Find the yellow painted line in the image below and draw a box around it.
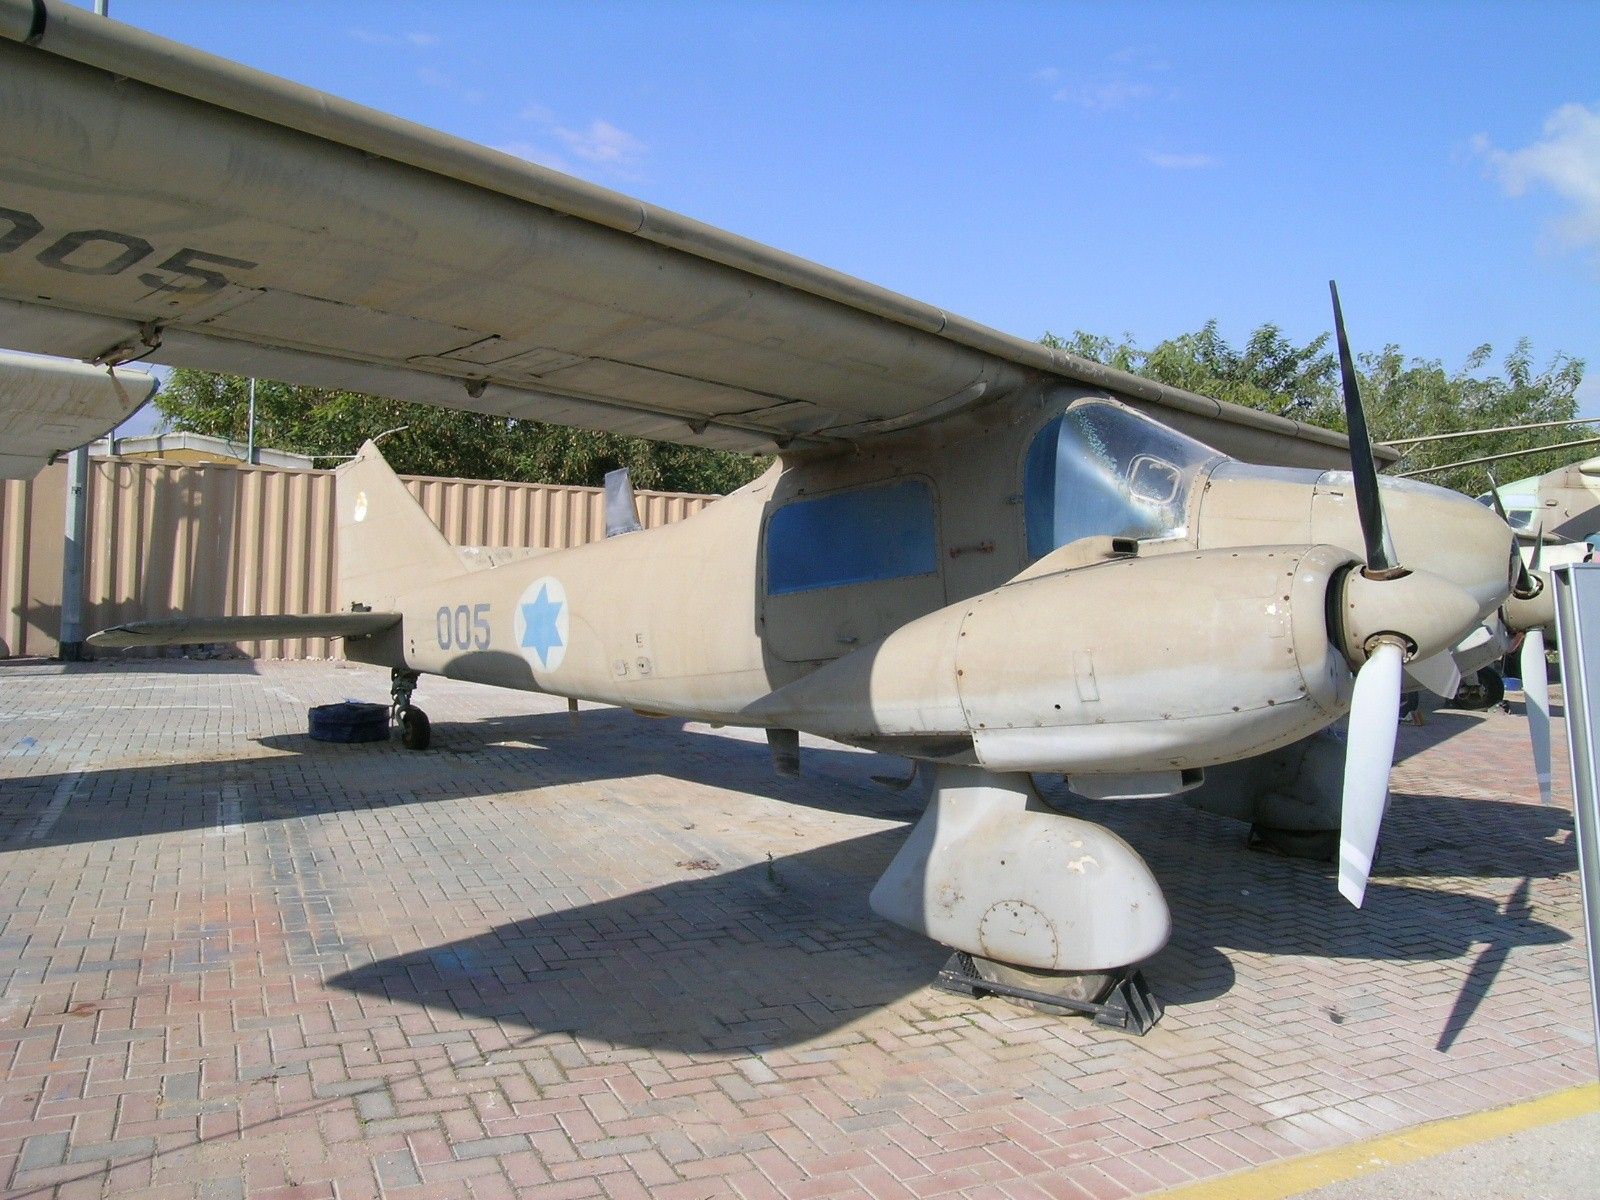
[1149,1082,1600,1200]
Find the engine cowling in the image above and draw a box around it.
[749,543,1360,776]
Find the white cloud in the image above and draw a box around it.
[349,28,439,48]
[1145,151,1217,170]
[1032,66,1062,85]
[1056,79,1154,111]
[552,119,645,167]
[415,65,485,105]
[495,141,574,176]
[1476,102,1600,257]
[501,110,648,180]
[1109,46,1170,72]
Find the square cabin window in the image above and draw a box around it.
[766,479,938,595]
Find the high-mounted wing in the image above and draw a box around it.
[0,0,1356,463]
[0,351,156,479]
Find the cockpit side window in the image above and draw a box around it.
[1024,401,1222,561]
[766,478,938,595]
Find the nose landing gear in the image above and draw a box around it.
[391,669,431,751]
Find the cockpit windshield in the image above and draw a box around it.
[1024,400,1223,560]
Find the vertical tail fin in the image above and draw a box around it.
[336,441,462,609]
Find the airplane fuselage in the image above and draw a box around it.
[343,382,1514,786]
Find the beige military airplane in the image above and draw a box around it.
[1484,460,1600,550]
[0,2,1555,1023]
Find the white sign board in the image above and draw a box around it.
[1551,564,1600,1075]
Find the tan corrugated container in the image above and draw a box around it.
[0,464,66,658]
[0,459,713,661]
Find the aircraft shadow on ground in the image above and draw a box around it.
[324,778,1571,1053]
[1,706,925,853]
[3,699,1572,1052]
[330,830,954,1054]
[257,705,932,823]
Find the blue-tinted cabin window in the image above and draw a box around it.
[767,480,938,595]
[1025,401,1220,561]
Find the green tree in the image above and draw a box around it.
[1350,340,1585,496]
[1042,323,1586,496]
[153,371,769,494]
[1044,320,1336,416]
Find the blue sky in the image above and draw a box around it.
[94,1,1599,423]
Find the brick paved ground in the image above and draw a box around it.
[0,660,1591,1200]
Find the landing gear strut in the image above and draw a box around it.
[390,668,431,751]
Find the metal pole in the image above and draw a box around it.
[1395,435,1600,479]
[62,0,108,661]
[1553,563,1600,1077]
[58,446,90,661]
[247,377,257,465]
[1380,415,1600,449]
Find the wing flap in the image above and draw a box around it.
[88,612,401,649]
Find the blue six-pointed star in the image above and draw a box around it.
[519,585,564,666]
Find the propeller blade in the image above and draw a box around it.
[1485,471,1508,522]
[1484,471,1537,595]
[1407,650,1461,699]
[1330,281,1397,575]
[1522,628,1553,806]
[1340,638,1405,907]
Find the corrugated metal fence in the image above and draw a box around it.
[0,458,713,660]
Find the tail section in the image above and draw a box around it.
[336,441,464,610]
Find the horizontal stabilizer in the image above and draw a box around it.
[88,611,400,648]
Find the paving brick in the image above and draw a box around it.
[16,1129,69,1171]
[374,1149,424,1189]
[0,661,1590,1200]
[452,1135,535,1161]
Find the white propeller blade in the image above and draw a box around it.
[1340,638,1405,907]
[1522,628,1552,806]
[1406,650,1461,699]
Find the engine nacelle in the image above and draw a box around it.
[749,543,1358,776]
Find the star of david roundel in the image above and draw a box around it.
[513,576,569,671]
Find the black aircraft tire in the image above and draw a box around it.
[1248,824,1338,862]
[399,707,432,751]
[1452,667,1506,712]
[307,701,389,744]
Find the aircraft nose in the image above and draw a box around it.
[1312,473,1515,618]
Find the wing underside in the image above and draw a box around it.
[0,351,157,479]
[0,0,1359,463]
